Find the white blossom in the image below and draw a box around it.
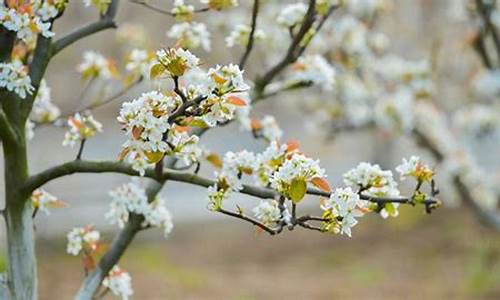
[66,226,101,256]
[0,59,34,99]
[290,55,336,90]
[103,266,133,300]
[30,79,60,123]
[343,162,400,198]
[77,51,117,80]
[107,181,174,238]
[31,189,64,215]
[277,3,307,27]
[253,200,281,226]
[62,113,103,147]
[259,115,283,142]
[322,187,365,237]
[225,24,266,48]
[167,22,211,51]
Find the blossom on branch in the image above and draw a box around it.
[102,265,133,300]
[201,0,239,11]
[107,181,173,238]
[0,59,34,99]
[77,51,119,80]
[167,22,211,51]
[225,24,266,48]
[66,225,101,256]
[31,189,67,215]
[62,113,103,147]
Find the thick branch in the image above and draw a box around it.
[74,183,161,300]
[24,159,439,208]
[52,0,119,57]
[0,107,19,145]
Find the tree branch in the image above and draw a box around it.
[0,107,19,145]
[129,0,209,16]
[239,0,260,69]
[254,0,317,95]
[74,183,161,300]
[217,207,276,235]
[51,0,119,57]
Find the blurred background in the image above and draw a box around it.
[2,0,500,299]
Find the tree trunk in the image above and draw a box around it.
[3,138,37,300]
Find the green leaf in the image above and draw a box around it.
[150,63,165,79]
[187,118,209,128]
[384,203,396,216]
[289,179,307,203]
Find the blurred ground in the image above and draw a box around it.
[34,206,500,300]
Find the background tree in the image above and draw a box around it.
[0,0,467,299]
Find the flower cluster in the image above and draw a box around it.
[225,24,266,48]
[321,187,364,237]
[208,150,257,209]
[31,189,66,215]
[250,115,283,142]
[66,225,101,256]
[208,141,329,211]
[77,51,118,80]
[107,181,173,237]
[171,0,195,21]
[30,79,60,123]
[153,48,200,78]
[117,90,182,173]
[252,200,281,226]
[201,0,239,11]
[343,162,400,218]
[102,266,133,300]
[62,113,103,147]
[396,156,434,182]
[277,3,307,27]
[125,49,155,81]
[270,153,327,203]
[289,55,336,91]
[0,59,34,99]
[0,2,57,44]
[167,22,211,52]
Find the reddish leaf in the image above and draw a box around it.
[311,177,331,193]
[286,140,300,153]
[227,96,247,106]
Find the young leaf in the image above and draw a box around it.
[150,63,165,79]
[311,177,331,193]
[227,96,247,106]
[145,151,165,164]
[286,140,300,153]
[206,153,223,168]
[289,178,307,203]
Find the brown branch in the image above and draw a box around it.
[130,0,209,16]
[217,207,276,235]
[239,0,260,69]
[52,0,119,57]
[254,0,318,96]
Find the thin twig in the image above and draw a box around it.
[217,208,276,235]
[239,0,260,69]
[76,139,86,160]
[130,0,209,16]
